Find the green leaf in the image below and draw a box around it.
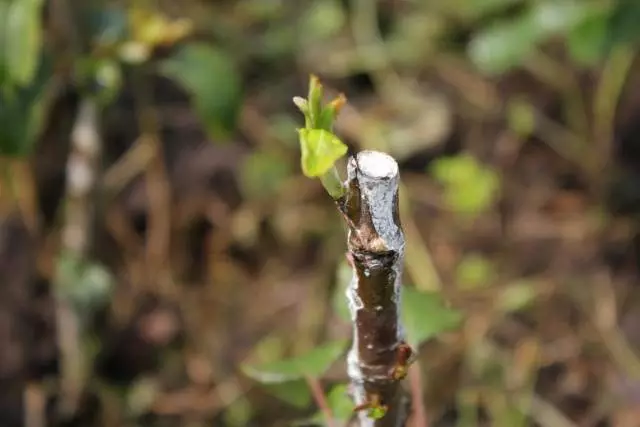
[603,0,640,49]
[468,1,595,75]
[300,383,353,426]
[298,129,347,177]
[527,1,591,36]
[0,54,52,157]
[456,254,494,290]
[4,0,45,86]
[242,340,348,384]
[431,154,479,186]
[402,286,463,348]
[160,42,242,141]
[431,154,500,216]
[565,3,614,66]
[263,380,312,409]
[0,0,10,86]
[468,15,540,75]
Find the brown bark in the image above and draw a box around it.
[336,151,409,427]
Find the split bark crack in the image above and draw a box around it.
[335,150,410,427]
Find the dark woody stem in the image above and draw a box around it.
[336,151,409,427]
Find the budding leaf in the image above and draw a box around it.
[368,405,388,420]
[298,128,347,177]
[307,74,323,126]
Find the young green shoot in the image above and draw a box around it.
[293,75,348,199]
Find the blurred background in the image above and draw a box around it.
[2,0,640,426]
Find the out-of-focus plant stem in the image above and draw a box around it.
[55,97,102,418]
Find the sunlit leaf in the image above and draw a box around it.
[242,340,348,384]
[298,129,348,177]
[402,286,463,348]
[263,380,312,409]
[3,0,45,86]
[160,43,243,141]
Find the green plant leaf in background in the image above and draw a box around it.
[468,0,601,75]
[297,128,348,178]
[456,253,495,290]
[602,0,640,50]
[332,268,463,348]
[300,383,354,426]
[0,0,9,86]
[3,0,45,87]
[566,6,610,66]
[467,14,540,75]
[242,339,348,384]
[160,42,242,141]
[0,55,52,157]
[402,286,463,348]
[431,154,500,216]
[263,380,312,409]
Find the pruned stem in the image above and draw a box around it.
[336,151,408,426]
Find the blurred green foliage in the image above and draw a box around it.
[241,339,348,384]
[467,0,639,75]
[160,43,243,141]
[431,154,501,217]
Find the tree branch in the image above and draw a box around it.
[337,150,409,426]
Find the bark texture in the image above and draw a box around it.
[336,151,408,427]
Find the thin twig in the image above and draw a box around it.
[305,375,336,427]
[408,365,427,427]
